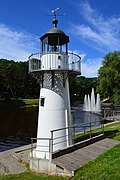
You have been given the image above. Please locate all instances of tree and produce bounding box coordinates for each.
[70,76,98,105]
[0,59,39,99]
[0,59,98,102]
[97,51,120,104]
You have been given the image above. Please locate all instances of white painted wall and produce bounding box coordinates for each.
[41,53,68,70]
[32,81,71,159]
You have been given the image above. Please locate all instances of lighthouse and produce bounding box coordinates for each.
[29,12,81,160]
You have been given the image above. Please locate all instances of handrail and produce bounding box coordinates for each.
[29,52,81,62]
[51,120,104,151]
[31,120,104,161]
[28,52,81,73]
[103,109,120,118]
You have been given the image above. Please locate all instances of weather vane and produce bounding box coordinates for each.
[47,8,65,28]
[52,8,59,19]
[50,8,65,19]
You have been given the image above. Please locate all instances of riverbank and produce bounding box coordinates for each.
[0,98,39,108]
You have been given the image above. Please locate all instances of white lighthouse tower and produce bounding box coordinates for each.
[29,12,81,160]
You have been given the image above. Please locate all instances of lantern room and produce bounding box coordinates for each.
[40,18,69,54]
[29,16,81,74]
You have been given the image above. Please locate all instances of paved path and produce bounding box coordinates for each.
[52,138,120,172]
[0,152,26,174]
[0,144,32,174]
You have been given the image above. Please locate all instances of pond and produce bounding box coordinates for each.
[72,109,101,135]
[0,106,38,152]
[0,106,101,152]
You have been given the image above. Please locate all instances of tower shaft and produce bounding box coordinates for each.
[33,72,71,159]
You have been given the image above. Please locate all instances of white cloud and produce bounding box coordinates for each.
[69,49,86,60]
[70,49,102,77]
[72,1,120,52]
[69,49,101,77]
[0,22,102,77]
[0,24,39,61]
[81,57,102,77]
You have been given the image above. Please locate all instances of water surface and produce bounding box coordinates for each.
[0,106,38,151]
[0,106,101,152]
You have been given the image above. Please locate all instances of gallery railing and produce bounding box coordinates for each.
[29,52,81,74]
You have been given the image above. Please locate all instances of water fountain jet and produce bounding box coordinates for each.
[83,88,101,112]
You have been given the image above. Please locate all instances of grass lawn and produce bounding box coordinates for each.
[104,121,120,141]
[74,121,120,180]
[75,121,120,143]
[74,144,120,180]
[0,171,68,180]
[0,98,39,107]
[22,99,39,105]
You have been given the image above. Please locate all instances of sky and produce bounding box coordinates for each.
[0,0,120,77]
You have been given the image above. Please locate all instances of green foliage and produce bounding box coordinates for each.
[97,51,120,104]
[0,59,98,103]
[0,59,39,99]
[70,76,98,105]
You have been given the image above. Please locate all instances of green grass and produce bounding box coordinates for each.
[0,171,68,180]
[22,99,39,105]
[73,122,120,180]
[104,122,120,141]
[75,128,103,143]
[75,121,120,143]
[74,120,104,143]
[0,98,39,107]
[74,144,120,180]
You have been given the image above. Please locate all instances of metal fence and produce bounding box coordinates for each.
[103,109,120,118]
[31,120,104,161]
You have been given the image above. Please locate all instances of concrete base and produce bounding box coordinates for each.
[30,157,73,177]
[30,135,105,177]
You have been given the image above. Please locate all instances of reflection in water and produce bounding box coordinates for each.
[0,106,101,152]
[0,106,38,152]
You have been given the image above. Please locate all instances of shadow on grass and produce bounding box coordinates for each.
[75,129,119,143]
[0,99,26,108]
[104,130,119,138]
[75,132,102,143]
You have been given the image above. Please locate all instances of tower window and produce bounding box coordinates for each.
[40,97,45,106]
[58,55,61,59]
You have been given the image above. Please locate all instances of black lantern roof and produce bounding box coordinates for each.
[40,17,69,45]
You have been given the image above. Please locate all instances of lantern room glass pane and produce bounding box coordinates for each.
[41,37,68,53]
[42,37,48,53]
